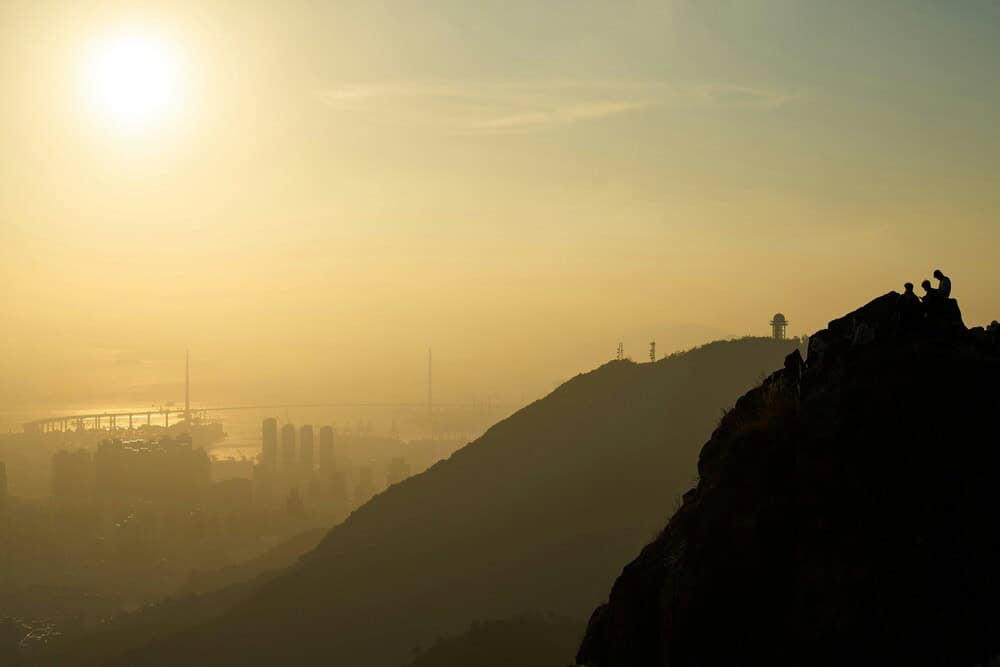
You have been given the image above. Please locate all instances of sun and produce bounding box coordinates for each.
[80,27,186,133]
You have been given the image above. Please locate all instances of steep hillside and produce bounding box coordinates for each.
[51,337,796,667]
[578,294,1000,667]
[179,526,328,596]
[404,614,583,667]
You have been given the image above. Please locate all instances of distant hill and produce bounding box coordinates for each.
[578,295,1000,667]
[179,526,328,596]
[44,337,797,667]
[405,614,584,667]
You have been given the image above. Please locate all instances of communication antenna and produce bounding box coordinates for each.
[649,341,656,362]
[427,347,434,441]
[616,342,624,361]
[184,350,191,424]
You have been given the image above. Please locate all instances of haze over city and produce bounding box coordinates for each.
[4,1,999,412]
[2,2,1000,666]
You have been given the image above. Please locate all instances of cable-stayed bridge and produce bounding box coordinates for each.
[23,401,499,434]
[22,349,505,434]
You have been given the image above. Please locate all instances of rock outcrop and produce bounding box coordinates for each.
[579,293,1000,667]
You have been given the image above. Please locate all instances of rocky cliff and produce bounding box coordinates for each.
[579,293,1000,667]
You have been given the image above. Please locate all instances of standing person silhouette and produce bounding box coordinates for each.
[933,269,951,299]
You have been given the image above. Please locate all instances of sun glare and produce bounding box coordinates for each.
[80,27,185,133]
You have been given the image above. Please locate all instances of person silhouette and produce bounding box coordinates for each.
[920,280,940,305]
[988,320,1000,345]
[933,269,951,299]
[897,282,921,328]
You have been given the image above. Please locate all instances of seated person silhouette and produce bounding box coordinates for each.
[934,269,952,299]
[896,282,921,328]
[920,277,965,329]
[920,279,940,305]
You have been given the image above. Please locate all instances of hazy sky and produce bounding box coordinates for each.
[2,1,999,410]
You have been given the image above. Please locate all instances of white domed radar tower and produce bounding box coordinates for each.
[770,313,789,340]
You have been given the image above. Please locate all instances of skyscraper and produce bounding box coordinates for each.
[262,418,278,471]
[319,426,334,471]
[281,423,297,469]
[51,449,93,500]
[299,424,315,473]
[184,350,191,425]
[0,460,6,523]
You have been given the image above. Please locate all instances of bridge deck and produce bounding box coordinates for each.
[23,401,498,432]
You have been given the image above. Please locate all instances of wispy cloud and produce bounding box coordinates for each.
[315,80,795,135]
[693,84,796,110]
[462,100,649,133]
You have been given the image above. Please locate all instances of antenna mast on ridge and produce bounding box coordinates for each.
[427,347,433,441]
[184,350,191,424]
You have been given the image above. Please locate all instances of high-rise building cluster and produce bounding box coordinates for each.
[256,418,347,514]
[0,461,7,519]
[260,419,339,477]
[38,419,415,531]
[51,449,94,501]
[47,435,212,507]
[255,418,411,515]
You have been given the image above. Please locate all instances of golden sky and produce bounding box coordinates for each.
[2,1,999,409]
